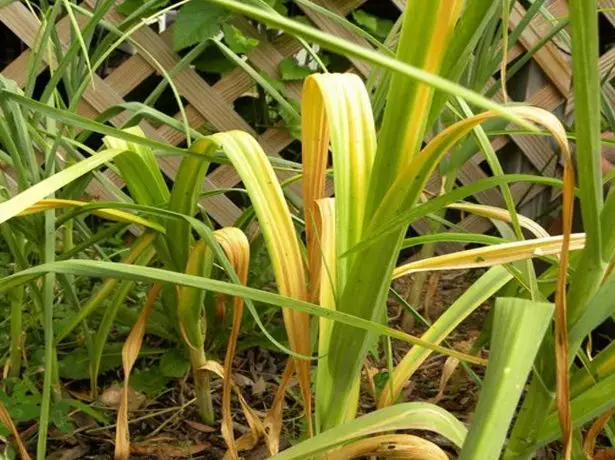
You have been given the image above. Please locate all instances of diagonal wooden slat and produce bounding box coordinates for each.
[95,6,258,135]
[1,1,243,225]
[1,49,42,87]
[509,3,570,97]
[601,0,615,28]
[566,46,615,115]
[296,0,370,76]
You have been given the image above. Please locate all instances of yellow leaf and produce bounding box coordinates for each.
[20,198,164,232]
[194,132,313,435]
[324,434,448,460]
[445,202,550,239]
[394,234,585,278]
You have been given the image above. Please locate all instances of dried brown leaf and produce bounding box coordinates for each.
[0,400,32,460]
[584,407,615,459]
[252,377,267,396]
[130,442,211,457]
[183,420,216,433]
[423,272,440,321]
[215,228,250,460]
[431,356,460,404]
[114,283,162,460]
[99,384,145,412]
[553,114,575,460]
[47,445,89,460]
[594,449,615,460]
[263,360,295,456]
[199,361,265,460]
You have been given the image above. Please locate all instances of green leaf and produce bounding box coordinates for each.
[379,266,513,407]
[507,2,607,454]
[3,401,41,424]
[63,399,109,424]
[0,92,190,157]
[278,57,312,81]
[58,343,160,380]
[166,141,213,270]
[177,240,214,349]
[459,298,554,460]
[346,174,565,256]
[401,232,506,249]
[351,10,393,39]
[258,71,285,93]
[0,148,126,226]
[50,400,74,434]
[270,402,466,459]
[59,347,120,380]
[173,0,230,50]
[536,373,615,453]
[89,242,156,386]
[0,259,485,365]
[193,45,235,74]
[278,98,301,139]
[569,267,615,352]
[102,126,169,208]
[565,0,606,324]
[570,340,615,398]
[263,0,288,16]
[115,0,141,15]
[222,24,260,53]
[160,348,191,378]
[429,0,500,124]
[130,368,170,396]
[0,380,41,423]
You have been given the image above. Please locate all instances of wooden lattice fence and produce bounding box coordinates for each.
[0,0,609,252]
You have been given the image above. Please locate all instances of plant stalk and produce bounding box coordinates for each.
[190,347,215,425]
[8,286,24,378]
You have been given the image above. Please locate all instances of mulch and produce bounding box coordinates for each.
[33,269,561,459]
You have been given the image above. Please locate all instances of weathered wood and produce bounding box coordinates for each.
[1,49,40,87]
[601,0,615,28]
[510,3,570,96]
[297,0,370,76]
[566,46,615,115]
[1,1,243,225]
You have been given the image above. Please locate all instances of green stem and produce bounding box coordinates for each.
[38,99,62,460]
[8,286,24,378]
[190,347,215,425]
[507,1,605,454]
[37,208,57,460]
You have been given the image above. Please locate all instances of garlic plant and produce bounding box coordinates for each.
[1,0,615,459]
